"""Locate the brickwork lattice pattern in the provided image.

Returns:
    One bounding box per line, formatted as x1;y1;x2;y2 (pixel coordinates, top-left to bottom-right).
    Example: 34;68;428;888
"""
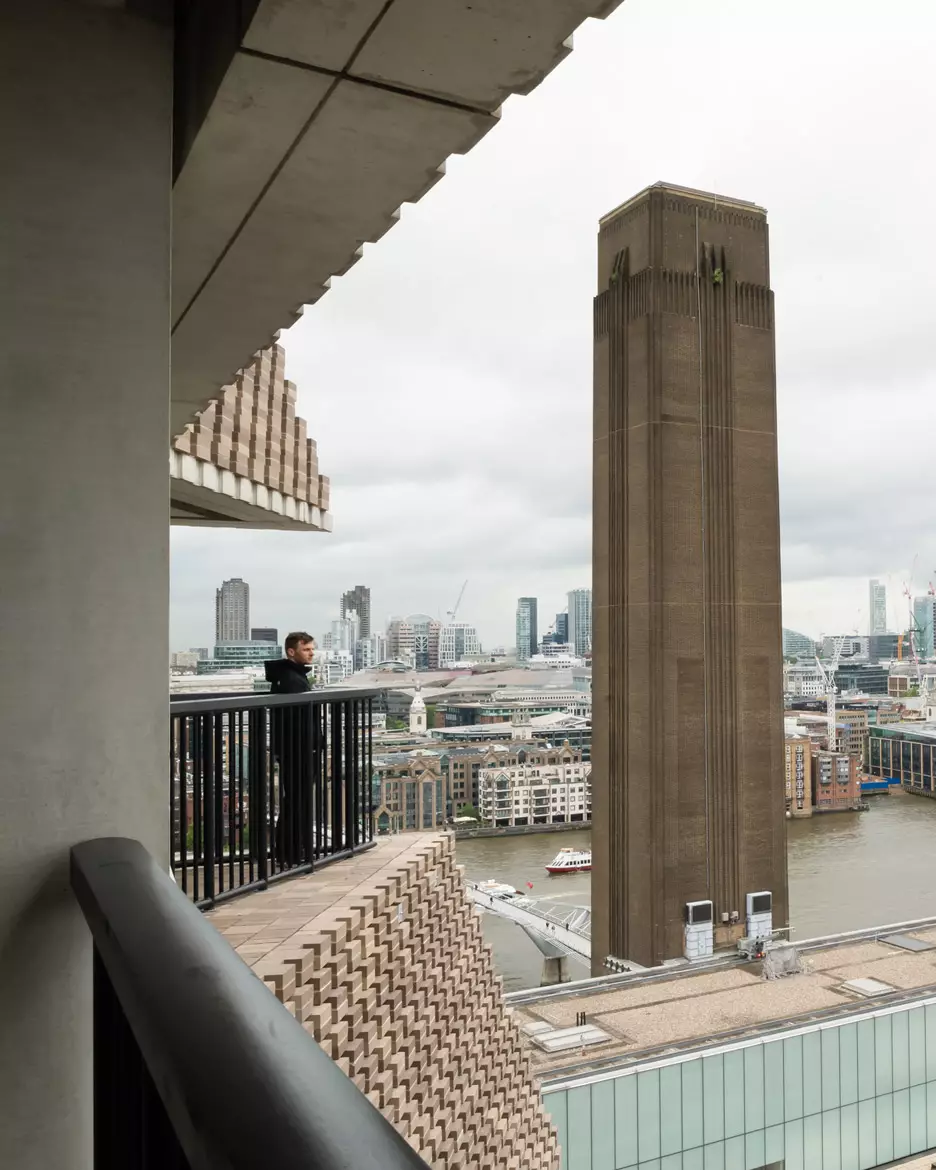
172;343;329;510
206;834;559;1169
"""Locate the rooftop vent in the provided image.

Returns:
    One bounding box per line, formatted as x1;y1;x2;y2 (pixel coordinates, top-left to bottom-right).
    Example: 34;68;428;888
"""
840;977;896;998
527;1023;612;1053
881;933;936;953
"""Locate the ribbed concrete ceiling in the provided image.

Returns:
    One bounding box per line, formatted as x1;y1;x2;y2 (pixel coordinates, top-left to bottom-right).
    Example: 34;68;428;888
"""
170;0;624;434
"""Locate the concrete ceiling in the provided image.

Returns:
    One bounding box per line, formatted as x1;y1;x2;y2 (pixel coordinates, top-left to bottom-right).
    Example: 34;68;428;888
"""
170;0;624;433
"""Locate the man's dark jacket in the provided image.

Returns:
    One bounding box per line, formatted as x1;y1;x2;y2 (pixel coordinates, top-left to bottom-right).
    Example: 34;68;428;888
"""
265;658;312;694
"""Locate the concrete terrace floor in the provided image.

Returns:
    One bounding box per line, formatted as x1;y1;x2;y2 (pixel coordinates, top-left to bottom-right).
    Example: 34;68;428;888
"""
514;928;936;1081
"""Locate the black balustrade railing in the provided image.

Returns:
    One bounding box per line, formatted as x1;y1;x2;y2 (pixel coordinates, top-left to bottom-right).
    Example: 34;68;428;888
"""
169;689;375;908
72;837;430;1169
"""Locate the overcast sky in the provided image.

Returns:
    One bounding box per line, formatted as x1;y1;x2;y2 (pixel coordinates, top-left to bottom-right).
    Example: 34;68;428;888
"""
170;0;936;650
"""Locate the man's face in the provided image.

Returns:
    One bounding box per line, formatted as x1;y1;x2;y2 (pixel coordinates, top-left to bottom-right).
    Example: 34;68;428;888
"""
288;639;315;664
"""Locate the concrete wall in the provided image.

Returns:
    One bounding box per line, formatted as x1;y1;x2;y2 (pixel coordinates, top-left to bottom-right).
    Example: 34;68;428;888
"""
0;3;171;1163
207;834;560;1168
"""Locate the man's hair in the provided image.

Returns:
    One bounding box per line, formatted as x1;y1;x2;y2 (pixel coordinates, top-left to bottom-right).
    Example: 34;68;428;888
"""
284;631;314;652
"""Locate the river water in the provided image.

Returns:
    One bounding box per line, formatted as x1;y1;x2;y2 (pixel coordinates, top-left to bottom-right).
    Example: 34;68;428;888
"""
455;792;936;992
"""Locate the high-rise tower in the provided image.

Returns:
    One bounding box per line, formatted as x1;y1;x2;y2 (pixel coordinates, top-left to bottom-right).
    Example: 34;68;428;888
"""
515;597;538;661
567;589;592;657
341;585;371;640
215;577;250;643
869;579;887;636
592;183;788;970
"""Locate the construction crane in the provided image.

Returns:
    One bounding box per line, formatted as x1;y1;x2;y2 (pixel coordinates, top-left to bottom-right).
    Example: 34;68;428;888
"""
815;633;848;751
446;579;468;624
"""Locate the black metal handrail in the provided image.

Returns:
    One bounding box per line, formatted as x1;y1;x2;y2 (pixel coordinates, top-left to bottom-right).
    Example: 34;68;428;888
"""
169;689;376;907
73;837;430;1169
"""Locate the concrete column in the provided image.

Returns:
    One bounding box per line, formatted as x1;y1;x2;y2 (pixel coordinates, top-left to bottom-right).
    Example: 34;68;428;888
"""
541;956;570;986
0;4;171;1165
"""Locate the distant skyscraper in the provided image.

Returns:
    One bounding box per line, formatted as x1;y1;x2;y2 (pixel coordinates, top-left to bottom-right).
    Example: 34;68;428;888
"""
341;585;371;640
555;612;569;643
407;614;442;671
386;617;416;665
912;596;936;660
869;580;887;636
592;183;787;969
251;626;278;643
215;578;249;643
566;589;592;657
515;597;538;661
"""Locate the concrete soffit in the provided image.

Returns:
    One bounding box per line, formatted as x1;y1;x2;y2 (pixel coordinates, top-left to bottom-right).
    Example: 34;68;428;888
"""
170;0;626;433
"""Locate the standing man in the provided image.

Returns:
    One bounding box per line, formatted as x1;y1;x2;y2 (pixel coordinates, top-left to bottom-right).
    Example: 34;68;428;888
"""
265;630;316;692
264;632;316;865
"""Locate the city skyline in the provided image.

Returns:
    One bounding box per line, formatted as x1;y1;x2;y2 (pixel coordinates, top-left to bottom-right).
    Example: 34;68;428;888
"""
169;0;936;658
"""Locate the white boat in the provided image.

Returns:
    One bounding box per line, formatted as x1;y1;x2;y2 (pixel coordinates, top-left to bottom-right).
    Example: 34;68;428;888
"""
475;879;518;899
545;848;592;874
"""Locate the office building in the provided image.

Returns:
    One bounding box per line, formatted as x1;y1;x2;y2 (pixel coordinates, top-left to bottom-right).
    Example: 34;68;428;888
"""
341;585;371;640
913;596;936;659
869;578;888;635
782;627;814;658
385;617;416;666
409;614;442;671
868;632;899;660
515;597;538;661
478;747;590;827
555;612;569;643
821;634;866;659
170;650;200;671
198;640;279;673
566;589;591;657
439;622;481;666
783;662;826;699
835;660;889;695
358;632;388;670
215;577;250;643
868;721;936;792
592;183;788;970
250;627;278;643
783;736;812;817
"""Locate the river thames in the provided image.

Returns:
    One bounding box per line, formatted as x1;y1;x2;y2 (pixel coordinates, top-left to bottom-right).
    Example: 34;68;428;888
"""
455;791;936;991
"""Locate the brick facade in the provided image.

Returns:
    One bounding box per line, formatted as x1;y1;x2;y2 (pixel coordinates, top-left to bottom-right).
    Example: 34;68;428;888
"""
172;343;329;511
592;183;788;969
206;834;559;1169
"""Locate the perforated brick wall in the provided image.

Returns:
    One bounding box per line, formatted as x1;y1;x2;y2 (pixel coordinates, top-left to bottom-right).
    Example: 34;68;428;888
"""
172;343;329;511
206;834;559;1169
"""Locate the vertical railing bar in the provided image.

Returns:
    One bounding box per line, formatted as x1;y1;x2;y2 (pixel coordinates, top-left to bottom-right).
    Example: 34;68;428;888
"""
203;712;216;906
368;698;373;842
178;714;189;895
192;714;202;905
214;709;224;897
237;708;245;889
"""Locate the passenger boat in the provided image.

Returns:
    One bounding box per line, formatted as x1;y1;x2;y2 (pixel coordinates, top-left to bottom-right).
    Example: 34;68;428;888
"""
545;848;592;874
474;879;518;899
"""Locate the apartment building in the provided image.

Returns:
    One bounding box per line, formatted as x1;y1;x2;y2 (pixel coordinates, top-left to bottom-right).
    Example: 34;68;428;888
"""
478;745;590;827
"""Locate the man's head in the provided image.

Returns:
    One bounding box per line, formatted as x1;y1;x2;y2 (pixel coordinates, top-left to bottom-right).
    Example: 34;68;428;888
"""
284;631;315;664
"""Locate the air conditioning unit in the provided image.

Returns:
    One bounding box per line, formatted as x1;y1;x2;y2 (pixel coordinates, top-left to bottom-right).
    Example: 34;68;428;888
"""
747;891;772;916
685;900;713;925
684;900;714;962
